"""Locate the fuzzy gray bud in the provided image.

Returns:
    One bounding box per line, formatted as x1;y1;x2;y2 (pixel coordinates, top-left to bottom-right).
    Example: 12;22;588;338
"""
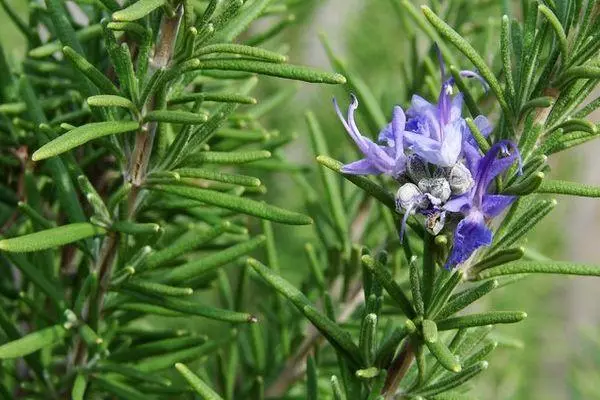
418;177;451;203
447;163;474;195
396;182;427;212
406;154;430;183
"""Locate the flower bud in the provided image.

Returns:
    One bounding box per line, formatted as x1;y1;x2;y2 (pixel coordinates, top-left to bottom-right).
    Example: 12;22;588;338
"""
396;183;426;211
418;177;451;203
406;154;430;183
447;162;474;195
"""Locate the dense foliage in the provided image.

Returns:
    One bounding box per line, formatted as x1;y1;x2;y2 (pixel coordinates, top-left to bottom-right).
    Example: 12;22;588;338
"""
0;0;599;399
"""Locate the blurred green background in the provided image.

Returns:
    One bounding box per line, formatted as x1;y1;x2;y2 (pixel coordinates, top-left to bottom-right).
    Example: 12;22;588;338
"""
2;1;599;399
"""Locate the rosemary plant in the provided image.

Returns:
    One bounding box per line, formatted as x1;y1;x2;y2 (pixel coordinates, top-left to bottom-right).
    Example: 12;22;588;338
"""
0;0;599;399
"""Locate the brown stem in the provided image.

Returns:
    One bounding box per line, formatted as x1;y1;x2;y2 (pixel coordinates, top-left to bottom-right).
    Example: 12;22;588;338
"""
129;5;183;186
381;340;415;399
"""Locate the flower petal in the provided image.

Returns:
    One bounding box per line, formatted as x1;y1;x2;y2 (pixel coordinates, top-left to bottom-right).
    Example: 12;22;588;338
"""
443;194;471;213
445;211;492;269
341;159;382;175
473;140;520;205
474;115;492;136
481;194;515;217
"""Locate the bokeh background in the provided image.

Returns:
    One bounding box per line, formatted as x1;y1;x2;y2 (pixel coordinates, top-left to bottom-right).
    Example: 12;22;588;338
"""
1;1;599;398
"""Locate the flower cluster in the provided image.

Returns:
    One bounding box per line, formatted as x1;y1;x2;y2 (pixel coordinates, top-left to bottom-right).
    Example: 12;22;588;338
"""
334;61;520;269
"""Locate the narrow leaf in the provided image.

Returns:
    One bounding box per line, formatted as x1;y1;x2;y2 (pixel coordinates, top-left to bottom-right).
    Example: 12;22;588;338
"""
87;95;136;110
361;255;415;318
0;325;68;358
113;0;166;22
0;223;106;252
186;150;271;165
119;289;257;323
144;110;208;124
149;184;312;225
476;261;600;279
421;6;512;124
413;361;488;397
174;168;261;187
437;280;499;319
33;121;139;161
63;46;120;95
536;179;600;197
248;258;363;366
425;338;461;373
164;235;266;284
175;362;224;400
195;59;346;84
436;311;527;331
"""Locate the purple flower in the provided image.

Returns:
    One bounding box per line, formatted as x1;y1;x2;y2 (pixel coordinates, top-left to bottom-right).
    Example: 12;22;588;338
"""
334;95;407;178
444;140;521;269
402;52;488;168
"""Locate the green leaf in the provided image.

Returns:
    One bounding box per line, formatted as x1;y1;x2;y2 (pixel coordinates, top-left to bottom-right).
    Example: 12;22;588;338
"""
3;253;64;306
46;0;86;55
169;92;257;105
0;222;106;252
195;59;346;84
195;43;286;63
536;179;600;197
359;313;377;366
409;255;425;316
560;65;600;83
437;280;499;320
412;361;488;397
72;374;87;400
87;95;136;110
307;112;348;247
121;280;193;297
331;375;346;400
185;150;271;165
165;235;266;285
173;168;261;187
133;334;232;372
63;46;120;95
493;199;556;249
0;325;68;358
144;224;227;270
32;121;139;161
471;247;524;274
320;33;387;131
247;258;363;367
175;363;224;399
316;155;395;210
436;311;527;331
475;261;600;279
212;0;274;42
143;110;209;124
538;5;569;64
421;6;513;125
111;221;161;235
95;363;172;386
93;376;148;400
361;255;415;318
119;288;257;323
149;184;312;225
425;337;461;373
113;0;166;22
422;319;438;344
501;171;544;195
28;24;102;59
307;355;318;400
500;15;516;102
465;117;490;153
374;320;415;368
427;270;462;319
